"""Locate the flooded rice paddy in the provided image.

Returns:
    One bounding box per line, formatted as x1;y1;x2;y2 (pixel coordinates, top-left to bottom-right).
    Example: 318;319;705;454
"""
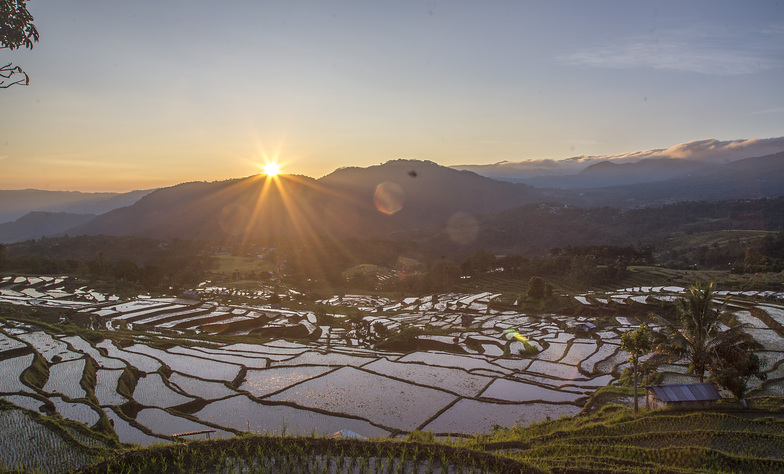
2;275;784;450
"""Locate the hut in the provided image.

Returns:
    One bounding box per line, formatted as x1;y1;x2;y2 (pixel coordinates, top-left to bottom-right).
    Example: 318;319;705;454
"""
575;322;596;333
646;383;721;410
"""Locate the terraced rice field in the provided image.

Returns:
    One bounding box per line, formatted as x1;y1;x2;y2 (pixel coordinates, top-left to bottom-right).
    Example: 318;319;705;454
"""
2;275;784;472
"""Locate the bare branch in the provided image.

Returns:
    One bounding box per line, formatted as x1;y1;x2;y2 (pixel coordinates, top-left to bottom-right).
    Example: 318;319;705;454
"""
0;62;29;88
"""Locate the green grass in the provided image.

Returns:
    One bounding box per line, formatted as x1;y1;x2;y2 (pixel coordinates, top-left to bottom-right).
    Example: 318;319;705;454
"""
452;263;783;297
20;350;49;391
454;272;527;294
211;254;273;276
65;400;784;474
74;434;542;473
658;229;774;255
464;400;784;473
605;266;784;292
0;401;120;473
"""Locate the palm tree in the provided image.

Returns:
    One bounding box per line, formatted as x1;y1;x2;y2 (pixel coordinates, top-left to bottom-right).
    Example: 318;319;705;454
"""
621;323;652;413
655;283;764;396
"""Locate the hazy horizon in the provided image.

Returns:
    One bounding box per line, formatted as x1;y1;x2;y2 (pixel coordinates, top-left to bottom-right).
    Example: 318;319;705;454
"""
0;134;782;193
1;1;782;192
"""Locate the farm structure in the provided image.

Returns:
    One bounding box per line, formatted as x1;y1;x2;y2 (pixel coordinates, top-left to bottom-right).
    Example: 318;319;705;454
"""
646;383;721;410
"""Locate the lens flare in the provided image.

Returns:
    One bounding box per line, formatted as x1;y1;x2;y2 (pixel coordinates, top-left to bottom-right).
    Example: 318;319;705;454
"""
374;181;404;215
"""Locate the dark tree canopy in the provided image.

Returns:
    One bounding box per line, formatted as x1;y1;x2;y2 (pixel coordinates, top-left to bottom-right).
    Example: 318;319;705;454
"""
1;0;38;88
655;282;765;400
527;276;546;300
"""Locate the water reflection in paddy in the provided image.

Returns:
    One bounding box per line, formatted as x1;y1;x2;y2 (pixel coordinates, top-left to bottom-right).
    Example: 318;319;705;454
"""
240;366;335;397
103;408;165;446
423;398;581;434
363;358;492;398
480;378;584;403
397;352;511;375
169;372;237;400
534;342;569;362
579;344;619;373
50;396;100;426
0;393;43;412
527;360;587;380
43;359;87;399
136;408;232;440
267;367;457;431
170;346;269;369
275;351;378;368
125;344;241;381
0;354;35;392
559;342;598;366
196;395;390;438
95;369;128;406
132;373;194;408
62;336;126;369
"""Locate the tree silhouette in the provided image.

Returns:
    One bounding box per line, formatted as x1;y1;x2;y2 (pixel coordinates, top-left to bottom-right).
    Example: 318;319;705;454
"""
655;282;764;399
527;276;546;300
621;323;652;413
1;0;38;88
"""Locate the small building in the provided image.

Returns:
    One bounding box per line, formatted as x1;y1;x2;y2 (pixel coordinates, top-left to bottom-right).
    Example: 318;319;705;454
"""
575;322;596;333
176;290;201;304
646;383;721;410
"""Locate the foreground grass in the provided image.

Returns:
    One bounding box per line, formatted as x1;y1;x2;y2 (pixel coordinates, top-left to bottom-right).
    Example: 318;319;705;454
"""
76;435;541;473
467;400;784;473
70;400;784;474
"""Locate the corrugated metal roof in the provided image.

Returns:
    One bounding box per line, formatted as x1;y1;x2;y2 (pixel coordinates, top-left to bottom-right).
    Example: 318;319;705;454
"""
649;383;720;402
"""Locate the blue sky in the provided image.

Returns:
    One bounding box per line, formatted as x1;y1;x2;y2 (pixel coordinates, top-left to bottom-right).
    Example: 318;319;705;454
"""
1;0;782;191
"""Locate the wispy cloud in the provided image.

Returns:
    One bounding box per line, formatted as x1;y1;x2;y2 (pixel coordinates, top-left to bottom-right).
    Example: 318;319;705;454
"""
748;107;784;115
38;156;141;170
562;24;783;75
0;155;8;161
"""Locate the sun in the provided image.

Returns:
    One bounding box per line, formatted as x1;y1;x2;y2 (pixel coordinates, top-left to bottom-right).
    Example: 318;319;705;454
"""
263;162;280;176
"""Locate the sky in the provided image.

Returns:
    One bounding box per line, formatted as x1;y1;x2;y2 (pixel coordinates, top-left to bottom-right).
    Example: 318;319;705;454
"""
1;0;783;192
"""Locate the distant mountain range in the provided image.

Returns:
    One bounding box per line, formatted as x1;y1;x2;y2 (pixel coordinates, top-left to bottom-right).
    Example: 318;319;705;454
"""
453;137;784;188
0;212;96;244
574;152;784;207
0;189;153;224
67;160;559;242
0;138;782;245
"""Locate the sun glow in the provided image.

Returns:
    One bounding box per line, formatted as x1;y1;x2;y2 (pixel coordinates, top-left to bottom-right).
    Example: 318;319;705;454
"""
263;162;280;176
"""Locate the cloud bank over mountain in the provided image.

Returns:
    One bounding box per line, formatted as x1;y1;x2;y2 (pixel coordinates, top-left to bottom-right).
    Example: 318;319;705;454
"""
452;137;784;179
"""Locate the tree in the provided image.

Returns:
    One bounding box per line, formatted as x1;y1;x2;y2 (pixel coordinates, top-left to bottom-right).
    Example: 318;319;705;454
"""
711;347;766;401
1;0;39;88
655;282;764;399
527;276;546;300
428;259;460;293
621;323;652;413
463;248;496;275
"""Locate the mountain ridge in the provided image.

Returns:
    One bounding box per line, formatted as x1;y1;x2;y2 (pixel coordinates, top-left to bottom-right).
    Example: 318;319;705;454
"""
2;147;782;244
65;160;563;242
0;212;97;244
0;189;154;224
452;136;784;186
